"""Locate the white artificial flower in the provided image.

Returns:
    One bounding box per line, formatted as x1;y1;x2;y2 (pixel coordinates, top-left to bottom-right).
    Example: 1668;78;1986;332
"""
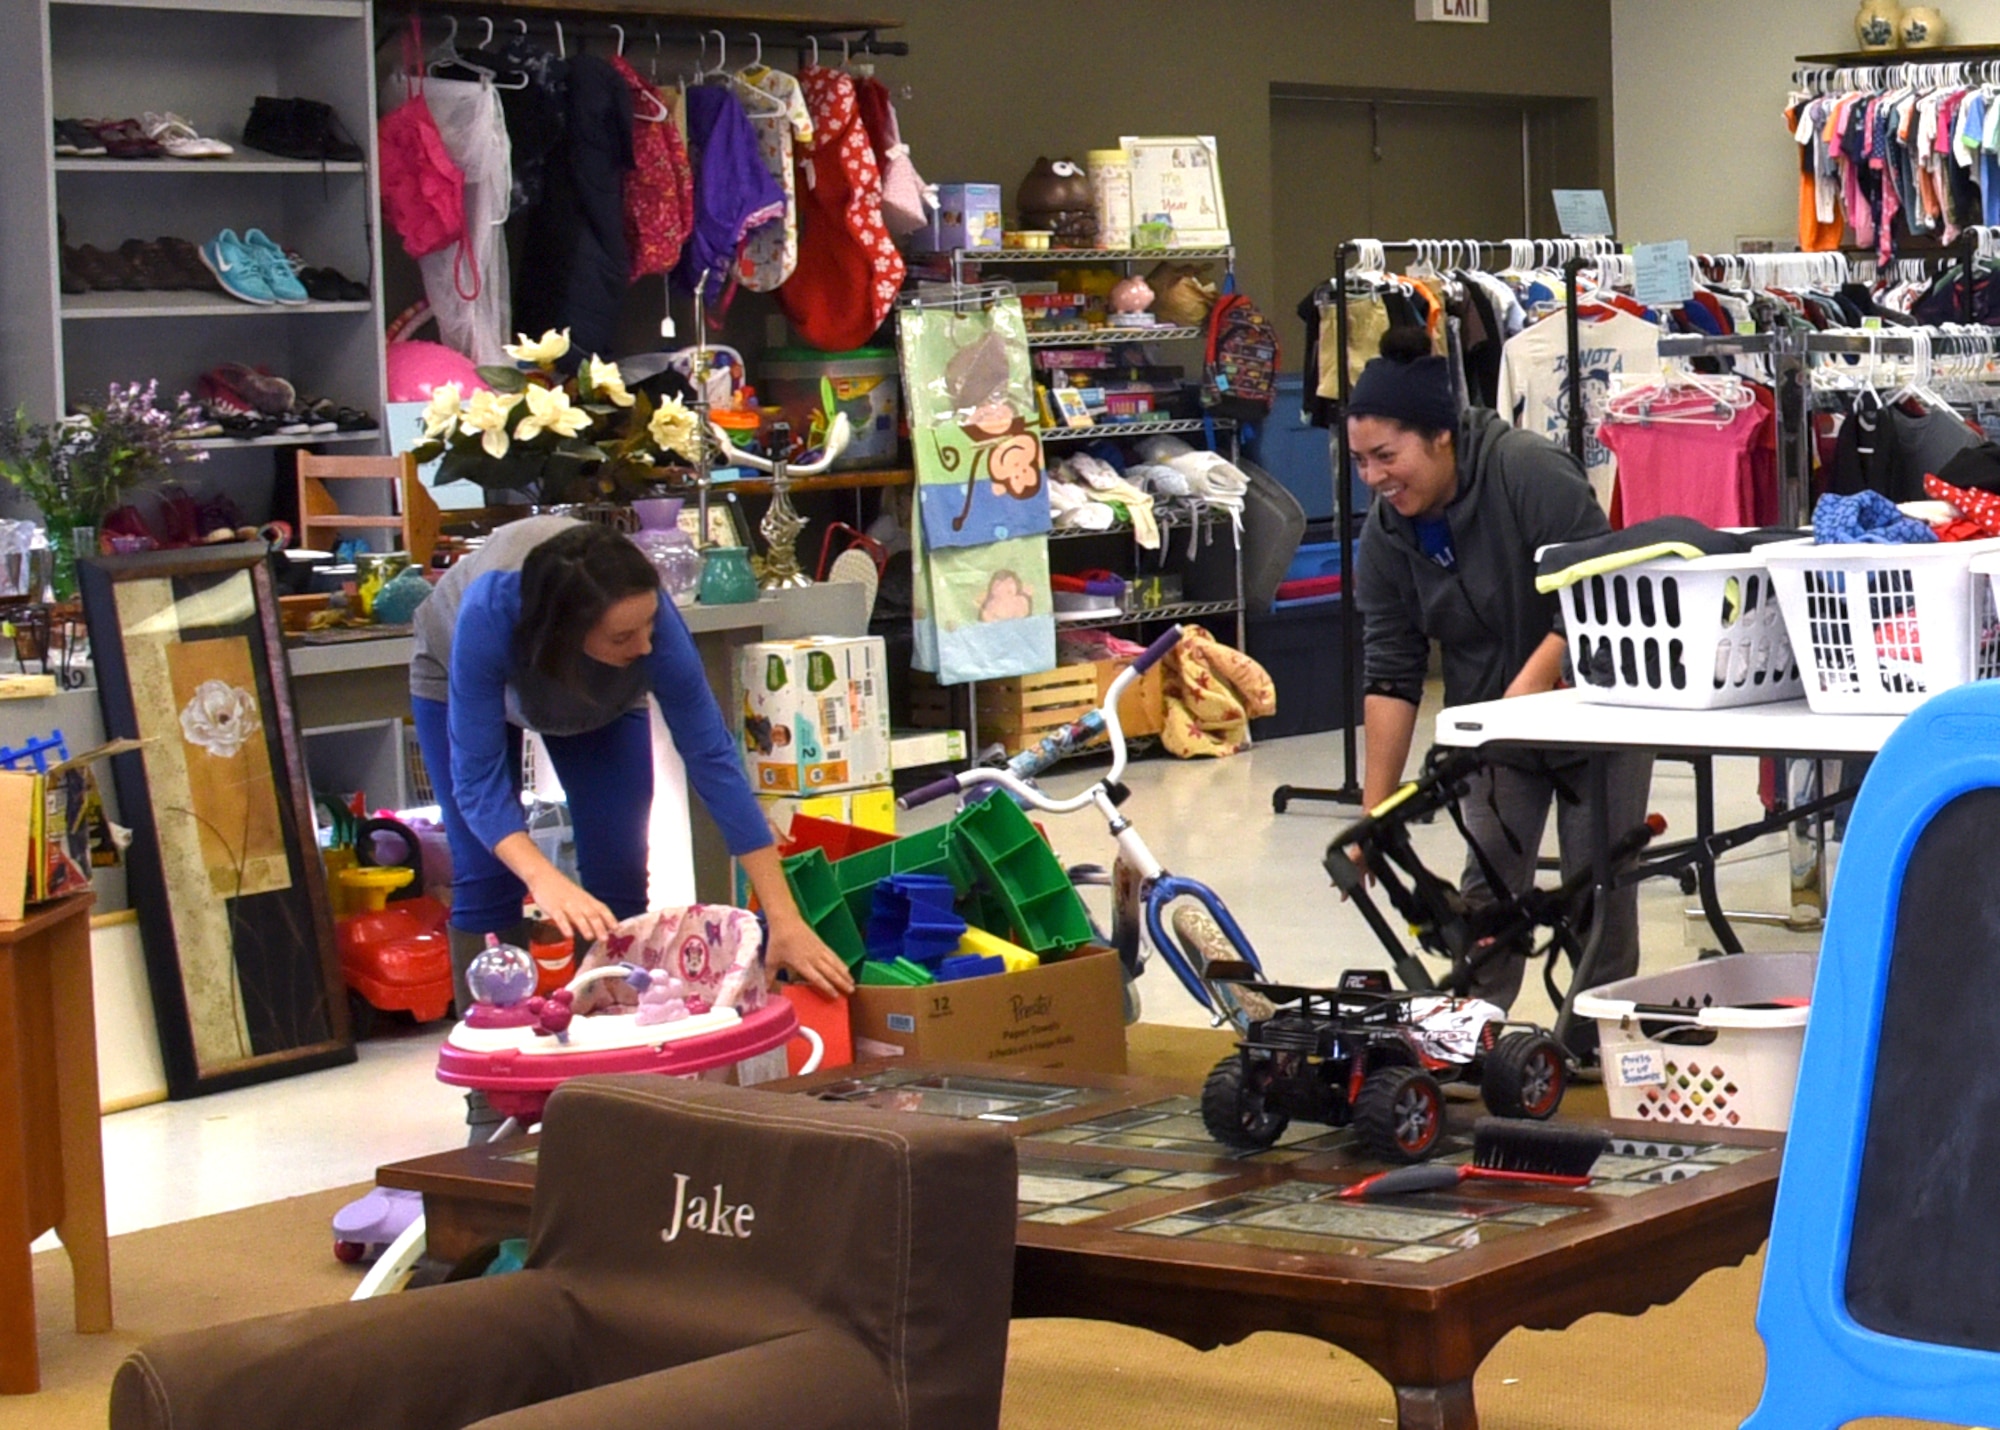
648;395;702;462
459;389;522;459
179;680;261;759
503;328;572;367
586;356;635;408
420;382;464;438
514;384;591;443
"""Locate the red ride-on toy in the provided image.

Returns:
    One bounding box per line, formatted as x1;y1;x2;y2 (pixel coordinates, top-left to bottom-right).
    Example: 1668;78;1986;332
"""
336;817;454;1037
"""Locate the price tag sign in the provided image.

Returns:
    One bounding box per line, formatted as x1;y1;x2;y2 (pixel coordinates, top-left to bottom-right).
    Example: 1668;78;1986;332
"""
1632;240;1695;308
1552;188;1613;238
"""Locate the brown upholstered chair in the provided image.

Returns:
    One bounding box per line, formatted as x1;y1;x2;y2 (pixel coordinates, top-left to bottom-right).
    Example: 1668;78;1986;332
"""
109;1076;1019;1430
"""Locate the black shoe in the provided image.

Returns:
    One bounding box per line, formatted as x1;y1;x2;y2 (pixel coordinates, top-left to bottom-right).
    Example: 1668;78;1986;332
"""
243;96;364;163
297;266;369;303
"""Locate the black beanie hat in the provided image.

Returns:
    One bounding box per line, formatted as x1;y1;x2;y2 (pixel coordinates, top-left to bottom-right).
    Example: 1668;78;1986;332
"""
1346;352;1461;436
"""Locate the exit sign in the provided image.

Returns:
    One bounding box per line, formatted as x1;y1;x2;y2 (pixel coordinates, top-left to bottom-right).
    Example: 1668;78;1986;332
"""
1417;0;1488;20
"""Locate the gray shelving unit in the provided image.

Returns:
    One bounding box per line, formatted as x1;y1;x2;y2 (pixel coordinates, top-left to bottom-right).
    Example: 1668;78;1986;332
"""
0;0;389;523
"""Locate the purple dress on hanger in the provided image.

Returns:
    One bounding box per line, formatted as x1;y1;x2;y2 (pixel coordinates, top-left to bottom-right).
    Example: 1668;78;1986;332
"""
674;85;785;307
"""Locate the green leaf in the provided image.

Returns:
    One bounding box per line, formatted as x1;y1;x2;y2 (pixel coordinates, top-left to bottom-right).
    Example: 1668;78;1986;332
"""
476;366;527;394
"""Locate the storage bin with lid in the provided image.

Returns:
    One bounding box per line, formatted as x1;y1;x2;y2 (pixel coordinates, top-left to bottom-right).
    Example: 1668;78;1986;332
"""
761;347;902;470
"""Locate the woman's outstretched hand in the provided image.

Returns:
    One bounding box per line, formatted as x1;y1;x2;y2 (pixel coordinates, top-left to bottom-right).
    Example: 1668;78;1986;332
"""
764;913;856;998
528;869;618;943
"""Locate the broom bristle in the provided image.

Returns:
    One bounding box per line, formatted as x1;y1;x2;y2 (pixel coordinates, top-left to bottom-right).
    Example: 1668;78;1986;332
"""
1472;1117;1609;1178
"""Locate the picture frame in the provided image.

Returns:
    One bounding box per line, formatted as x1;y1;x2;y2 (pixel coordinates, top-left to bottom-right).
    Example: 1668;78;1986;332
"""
79;544;353;1097
677;491;748;549
1119;135;1230;248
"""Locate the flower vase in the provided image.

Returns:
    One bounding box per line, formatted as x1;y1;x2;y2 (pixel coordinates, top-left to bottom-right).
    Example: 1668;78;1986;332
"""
697;545;759;605
45;523;96;604
1856;0;1901;48
630;498;704;606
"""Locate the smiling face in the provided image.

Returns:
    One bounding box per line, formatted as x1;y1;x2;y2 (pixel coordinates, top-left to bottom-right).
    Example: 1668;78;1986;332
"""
582;591;659;666
1348;415;1459;519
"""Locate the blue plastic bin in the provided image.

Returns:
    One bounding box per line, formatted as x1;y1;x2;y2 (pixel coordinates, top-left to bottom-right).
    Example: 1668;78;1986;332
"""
1246;376;1371;521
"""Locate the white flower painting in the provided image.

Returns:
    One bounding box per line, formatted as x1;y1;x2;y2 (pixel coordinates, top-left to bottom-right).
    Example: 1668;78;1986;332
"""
179;678;262;759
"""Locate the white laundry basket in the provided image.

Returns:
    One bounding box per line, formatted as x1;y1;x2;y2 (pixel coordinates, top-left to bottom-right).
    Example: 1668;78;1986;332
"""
1559;549;1801;709
1765;537;2000;714
1574;952;1815;1133
1969;552;2000;681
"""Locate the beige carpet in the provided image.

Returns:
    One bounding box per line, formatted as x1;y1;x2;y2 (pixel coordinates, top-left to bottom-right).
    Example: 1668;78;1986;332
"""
12;1026;1947;1429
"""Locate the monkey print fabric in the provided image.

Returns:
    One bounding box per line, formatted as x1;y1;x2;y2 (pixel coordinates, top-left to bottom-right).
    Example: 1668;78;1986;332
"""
898;297;1056;683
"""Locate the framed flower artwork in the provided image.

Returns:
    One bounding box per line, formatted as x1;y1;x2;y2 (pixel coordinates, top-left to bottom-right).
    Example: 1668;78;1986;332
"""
80;544;352;1097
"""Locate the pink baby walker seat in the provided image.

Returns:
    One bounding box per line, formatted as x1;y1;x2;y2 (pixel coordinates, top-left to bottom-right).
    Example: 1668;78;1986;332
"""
437;905;809;1123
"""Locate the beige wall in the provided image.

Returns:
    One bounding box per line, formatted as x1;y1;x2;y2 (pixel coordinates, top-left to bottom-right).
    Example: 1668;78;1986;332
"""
1612;0;2000;251
687;0;1614;310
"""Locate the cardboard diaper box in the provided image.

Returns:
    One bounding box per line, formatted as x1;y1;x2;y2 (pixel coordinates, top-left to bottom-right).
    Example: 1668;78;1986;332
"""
740;637;892;795
0;740;137;923
849;944;1128;1075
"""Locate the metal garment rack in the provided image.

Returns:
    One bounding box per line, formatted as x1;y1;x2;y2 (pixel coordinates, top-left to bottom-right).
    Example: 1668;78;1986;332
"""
1273;237;1604;814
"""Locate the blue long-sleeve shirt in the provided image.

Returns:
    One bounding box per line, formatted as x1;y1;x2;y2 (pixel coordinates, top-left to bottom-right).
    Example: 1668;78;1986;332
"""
444;569;773;859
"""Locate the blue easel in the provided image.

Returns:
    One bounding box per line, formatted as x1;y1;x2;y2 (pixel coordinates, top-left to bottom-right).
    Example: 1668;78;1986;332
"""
1744;681;2000;1428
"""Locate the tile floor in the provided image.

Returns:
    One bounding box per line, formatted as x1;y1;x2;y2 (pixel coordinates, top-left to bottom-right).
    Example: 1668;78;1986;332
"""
69;696;1828;1246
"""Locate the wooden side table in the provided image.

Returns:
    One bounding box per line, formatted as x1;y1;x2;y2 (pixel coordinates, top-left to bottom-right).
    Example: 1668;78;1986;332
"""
0;893;110;1393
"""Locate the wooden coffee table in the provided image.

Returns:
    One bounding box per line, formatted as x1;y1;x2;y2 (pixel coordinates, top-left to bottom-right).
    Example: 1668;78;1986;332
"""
379;1061;1781;1430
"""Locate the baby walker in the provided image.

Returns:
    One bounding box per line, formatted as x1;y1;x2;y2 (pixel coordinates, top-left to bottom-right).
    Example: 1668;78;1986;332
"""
344;907;822;1295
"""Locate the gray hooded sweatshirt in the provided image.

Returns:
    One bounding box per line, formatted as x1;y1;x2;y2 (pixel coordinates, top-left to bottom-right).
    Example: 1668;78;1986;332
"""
1356;408;1607;709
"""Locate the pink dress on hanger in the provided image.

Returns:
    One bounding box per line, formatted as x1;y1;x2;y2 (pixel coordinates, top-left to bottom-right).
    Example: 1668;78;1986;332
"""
613;55;694;280
798;64;902;325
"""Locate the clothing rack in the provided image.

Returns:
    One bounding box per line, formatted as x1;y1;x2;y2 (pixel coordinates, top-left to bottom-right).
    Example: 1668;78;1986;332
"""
1275;235;1610;814
383;8;908;55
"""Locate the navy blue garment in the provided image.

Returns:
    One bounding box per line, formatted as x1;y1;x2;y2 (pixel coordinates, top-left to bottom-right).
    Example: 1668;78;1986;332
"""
414;697;655;933
516;52;633;363
1414;515;1457;570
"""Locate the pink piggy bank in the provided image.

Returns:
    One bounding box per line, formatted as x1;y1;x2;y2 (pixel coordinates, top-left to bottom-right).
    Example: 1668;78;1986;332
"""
1110;276;1154;315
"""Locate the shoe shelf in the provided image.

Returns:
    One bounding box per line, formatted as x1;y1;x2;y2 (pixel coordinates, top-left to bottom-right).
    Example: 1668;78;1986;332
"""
56;151;366;174
186;427;380;451
956;246;1236;265
49;0;366;17
62;291;374;319
1048;508;1229;541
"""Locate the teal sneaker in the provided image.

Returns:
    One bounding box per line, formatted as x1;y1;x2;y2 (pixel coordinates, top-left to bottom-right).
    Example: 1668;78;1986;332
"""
199;229;276;305
242;228;309;305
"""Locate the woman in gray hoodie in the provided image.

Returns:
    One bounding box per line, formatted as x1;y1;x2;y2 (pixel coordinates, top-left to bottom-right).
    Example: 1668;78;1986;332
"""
1346;328;1652;1051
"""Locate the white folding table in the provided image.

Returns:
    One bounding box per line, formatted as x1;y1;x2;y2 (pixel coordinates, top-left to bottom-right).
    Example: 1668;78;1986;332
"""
1428;691;1903;1042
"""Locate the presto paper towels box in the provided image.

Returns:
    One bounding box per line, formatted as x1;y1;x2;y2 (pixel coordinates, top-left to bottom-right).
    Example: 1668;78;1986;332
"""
740;637;891;794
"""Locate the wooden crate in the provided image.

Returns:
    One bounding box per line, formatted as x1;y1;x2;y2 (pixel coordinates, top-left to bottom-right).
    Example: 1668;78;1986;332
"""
909;665;1100;753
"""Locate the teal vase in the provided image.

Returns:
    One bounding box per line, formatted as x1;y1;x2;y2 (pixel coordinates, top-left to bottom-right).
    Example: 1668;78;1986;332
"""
698;546;758;605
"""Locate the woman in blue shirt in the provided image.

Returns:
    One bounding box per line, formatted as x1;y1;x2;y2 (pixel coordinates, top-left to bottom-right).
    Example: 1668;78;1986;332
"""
409;519;854;1043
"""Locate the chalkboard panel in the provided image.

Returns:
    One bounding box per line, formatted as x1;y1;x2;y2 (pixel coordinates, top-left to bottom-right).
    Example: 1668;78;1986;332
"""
1848;787;2000;1348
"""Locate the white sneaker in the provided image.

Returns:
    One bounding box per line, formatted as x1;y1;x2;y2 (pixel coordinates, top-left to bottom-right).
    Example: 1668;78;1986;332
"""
142;112;233;159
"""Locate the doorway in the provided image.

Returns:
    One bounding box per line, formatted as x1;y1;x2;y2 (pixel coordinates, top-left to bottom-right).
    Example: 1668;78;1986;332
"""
1269;90;1593;323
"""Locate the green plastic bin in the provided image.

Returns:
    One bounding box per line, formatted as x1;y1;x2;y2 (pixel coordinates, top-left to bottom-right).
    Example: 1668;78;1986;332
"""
781;848;868;967
949;790;1096;954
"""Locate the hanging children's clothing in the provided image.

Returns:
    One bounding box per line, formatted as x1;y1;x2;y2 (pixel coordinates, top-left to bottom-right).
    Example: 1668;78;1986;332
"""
855;75;930;238
674;83;784;307
1599;389;1776;528
516;52;633;363
780;64;903;351
1496;308;1663;511
390;72;513;366
612;55;693;280
735;64;813;292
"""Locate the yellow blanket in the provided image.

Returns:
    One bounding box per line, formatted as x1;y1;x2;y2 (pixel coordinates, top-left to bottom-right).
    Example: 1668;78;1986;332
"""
1162;625;1277;758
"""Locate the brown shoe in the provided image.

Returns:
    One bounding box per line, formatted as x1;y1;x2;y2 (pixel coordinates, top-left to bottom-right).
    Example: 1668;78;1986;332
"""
118;238;182;291
157;236;221;292
71;243;131;291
